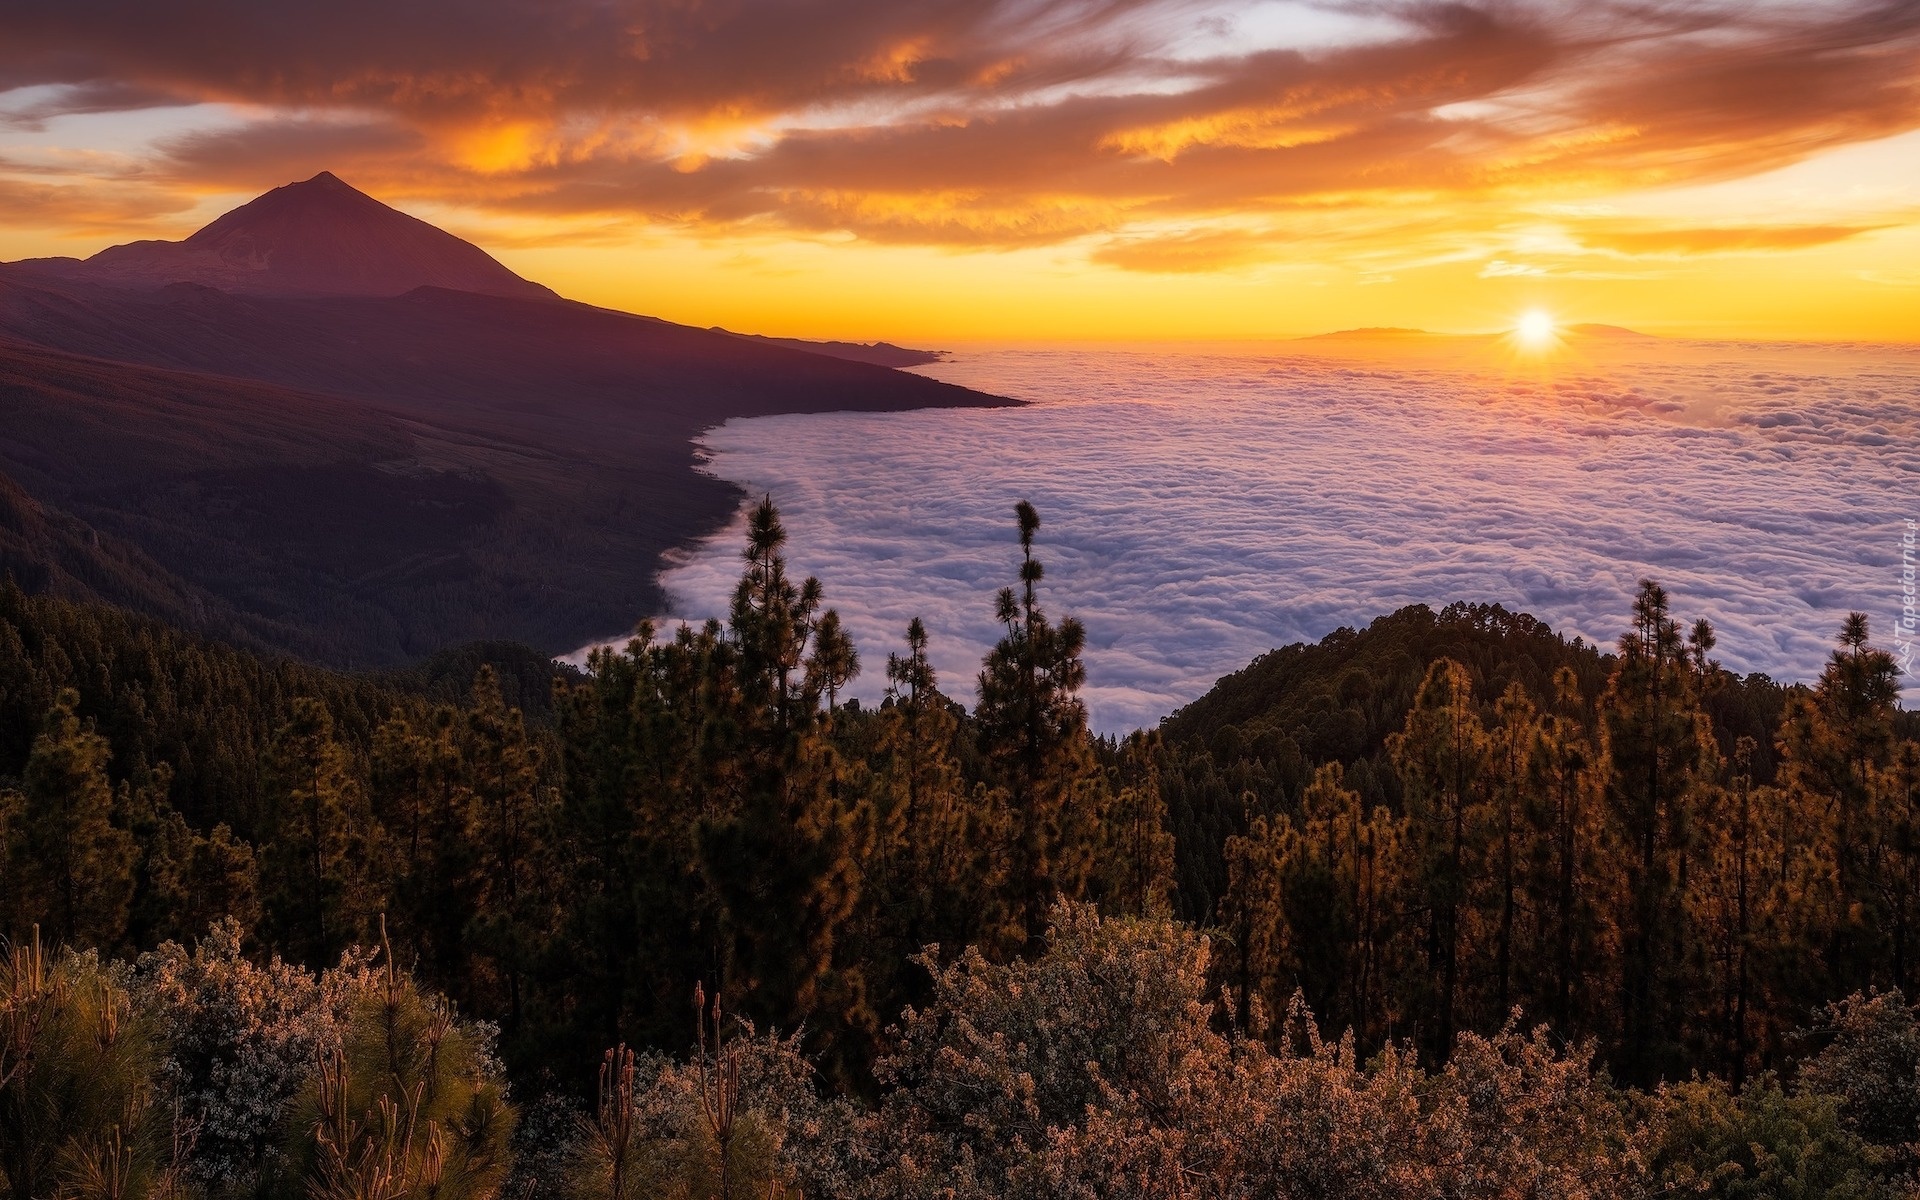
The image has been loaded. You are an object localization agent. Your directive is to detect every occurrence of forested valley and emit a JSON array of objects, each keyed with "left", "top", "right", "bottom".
[{"left": 1, "top": 498, "right": 1917, "bottom": 1199}]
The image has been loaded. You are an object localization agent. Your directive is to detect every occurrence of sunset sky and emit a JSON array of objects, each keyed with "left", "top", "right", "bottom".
[{"left": 2, "top": 0, "right": 1917, "bottom": 342}]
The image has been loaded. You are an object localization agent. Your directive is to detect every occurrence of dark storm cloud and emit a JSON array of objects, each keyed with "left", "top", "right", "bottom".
[
  {"left": 0, "top": 0, "right": 1186, "bottom": 120},
  {"left": 0, "top": 81, "right": 190, "bottom": 129},
  {"left": 157, "top": 118, "right": 428, "bottom": 186}
]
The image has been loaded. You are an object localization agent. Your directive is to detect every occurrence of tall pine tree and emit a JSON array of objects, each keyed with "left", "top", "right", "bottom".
[
  {"left": 10, "top": 690, "right": 136, "bottom": 948},
  {"left": 1388, "top": 657, "right": 1487, "bottom": 1061},
  {"left": 263, "top": 697, "right": 382, "bottom": 964},
  {"left": 974, "top": 501, "right": 1105, "bottom": 943},
  {"left": 1599, "top": 580, "right": 1720, "bottom": 1083},
  {"left": 1778, "top": 613, "right": 1902, "bottom": 992},
  {"left": 703, "top": 498, "right": 861, "bottom": 1030}
]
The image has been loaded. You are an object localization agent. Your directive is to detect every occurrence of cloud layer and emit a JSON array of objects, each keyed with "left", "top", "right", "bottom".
[{"left": 580, "top": 339, "right": 1920, "bottom": 732}]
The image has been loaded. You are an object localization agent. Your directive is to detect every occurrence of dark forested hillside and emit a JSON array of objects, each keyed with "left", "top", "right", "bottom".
[
  {"left": 0, "top": 466, "right": 244, "bottom": 644},
  {"left": 0, "top": 335, "right": 695, "bottom": 665},
  {"left": 2, "top": 581, "right": 416, "bottom": 837},
  {"left": 1155, "top": 602, "right": 1803, "bottom": 926},
  {"left": 1, "top": 505, "right": 1917, "bottom": 1198},
  {"left": 1164, "top": 602, "right": 1610, "bottom": 752}
]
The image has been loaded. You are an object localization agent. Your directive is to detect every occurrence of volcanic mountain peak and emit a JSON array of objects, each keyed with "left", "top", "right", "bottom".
[{"left": 19, "top": 171, "right": 555, "bottom": 301}]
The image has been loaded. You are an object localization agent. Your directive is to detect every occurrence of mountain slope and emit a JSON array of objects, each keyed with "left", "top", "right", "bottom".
[
  {"left": 11, "top": 172, "right": 554, "bottom": 300},
  {"left": 0, "top": 275, "right": 1001, "bottom": 447},
  {"left": 0, "top": 173, "right": 1015, "bottom": 667},
  {"left": 0, "top": 466, "right": 248, "bottom": 644},
  {"left": 0, "top": 334, "right": 745, "bottom": 666}
]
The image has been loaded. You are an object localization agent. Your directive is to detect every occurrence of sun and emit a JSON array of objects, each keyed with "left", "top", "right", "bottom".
[{"left": 1516, "top": 309, "right": 1557, "bottom": 349}]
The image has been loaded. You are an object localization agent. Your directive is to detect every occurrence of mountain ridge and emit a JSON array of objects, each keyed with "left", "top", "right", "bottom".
[
  {"left": 10, "top": 171, "right": 556, "bottom": 300},
  {"left": 0, "top": 174, "right": 1015, "bottom": 667},
  {"left": 714, "top": 329, "right": 948, "bottom": 367}
]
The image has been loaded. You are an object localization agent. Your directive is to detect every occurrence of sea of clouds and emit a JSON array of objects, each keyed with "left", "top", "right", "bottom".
[{"left": 573, "top": 340, "right": 1920, "bottom": 733}]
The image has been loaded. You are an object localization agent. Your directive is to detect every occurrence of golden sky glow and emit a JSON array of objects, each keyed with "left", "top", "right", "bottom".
[
  {"left": 2, "top": 0, "right": 1917, "bottom": 342},
  {"left": 1516, "top": 309, "right": 1555, "bottom": 348}
]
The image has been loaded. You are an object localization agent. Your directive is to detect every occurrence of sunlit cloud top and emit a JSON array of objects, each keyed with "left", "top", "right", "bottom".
[{"left": 3, "top": 0, "right": 1918, "bottom": 340}]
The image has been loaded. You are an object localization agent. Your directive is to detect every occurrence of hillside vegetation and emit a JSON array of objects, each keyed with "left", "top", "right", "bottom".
[{"left": 0, "top": 501, "right": 1916, "bottom": 1197}]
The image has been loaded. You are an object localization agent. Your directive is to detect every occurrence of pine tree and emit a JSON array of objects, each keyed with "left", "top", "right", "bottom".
[
  {"left": 730, "top": 496, "right": 822, "bottom": 729},
  {"left": 180, "top": 820, "right": 261, "bottom": 938},
  {"left": 1388, "top": 657, "right": 1488, "bottom": 1060},
  {"left": 1689, "top": 738, "right": 1761, "bottom": 1084},
  {"left": 1745, "top": 774, "right": 1833, "bottom": 1075},
  {"left": 263, "top": 698, "right": 381, "bottom": 964},
  {"left": 12, "top": 690, "right": 136, "bottom": 948},
  {"left": 286, "top": 923, "right": 515, "bottom": 1200},
  {"left": 370, "top": 712, "right": 442, "bottom": 913},
  {"left": 121, "top": 762, "right": 190, "bottom": 945},
  {"left": 0, "top": 931, "right": 180, "bottom": 1200},
  {"left": 859, "top": 620, "right": 990, "bottom": 999},
  {"left": 1099, "top": 731, "right": 1176, "bottom": 918},
  {"left": 1880, "top": 739, "right": 1920, "bottom": 993},
  {"left": 1522, "top": 667, "right": 1612, "bottom": 1038},
  {"left": 703, "top": 499, "right": 861, "bottom": 1029},
  {"left": 974, "top": 501, "right": 1105, "bottom": 941},
  {"left": 460, "top": 666, "right": 553, "bottom": 1038},
  {"left": 1220, "top": 805, "right": 1289, "bottom": 1034},
  {"left": 807, "top": 611, "right": 860, "bottom": 715},
  {"left": 1598, "top": 580, "right": 1720, "bottom": 1083},
  {"left": 1483, "top": 682, "right": 1536, "bottom": 1021},
  {"left": 552, "top": 621, "right": 713, "bottom": 1062},
  {"left": 1291, "top": 762, "right": 1405, "bottom": 1045},
  {"left": 120, "top": 761, "right": 259, "bottom": 945},
  {"left": 1217, "top": 762, "right": 1404, "bottom": 1046},
  {"left": 1778, "top": 613, "right": 1902, "bottom": 990},
  {"left": 373, "top": 711, "right": 452, "bottom": 975},
  {"left": 875, "top": 619, "right": 972, "bottom": 901}
]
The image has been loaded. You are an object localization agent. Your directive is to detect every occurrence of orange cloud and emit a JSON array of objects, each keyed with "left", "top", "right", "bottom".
[
  {"left": 1091, "top": 228, "right": 1276, "bottom": 272},
  {"left": 0, "top": 175, "right": 197, "bottom": 235},
  {"left": 1, "top": 0, "right": 1912, "bottom": 247},
  {"left": 1576, "top": 222, "right": 1896, "bottom": 257},
  {"left": 2, "top": 0, "right": 1919, "bottom": 339},
  {"left": 769, "top": 187, "right": 1122, "bottom": 246}
]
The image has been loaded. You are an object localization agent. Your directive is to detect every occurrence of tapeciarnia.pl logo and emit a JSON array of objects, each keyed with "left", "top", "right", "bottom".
[{"left": 1899, "top": 518, "right": 1917, "bottom": 685}]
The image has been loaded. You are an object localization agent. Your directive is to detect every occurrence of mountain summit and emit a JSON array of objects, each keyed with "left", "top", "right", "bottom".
[{"left": 18, "top": 171, "right": 555, "bottom": 300}]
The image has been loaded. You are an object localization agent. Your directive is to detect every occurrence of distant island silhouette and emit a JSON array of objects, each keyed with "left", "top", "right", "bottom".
[
  {"left": 1567, "top": 323, "right": 1659, "bottom": 339},
  {"left": 1304, "top": 322, "right": 1658, "bottom": 341},
  {"left": 1303, "top": 326, "right": 1447, "bottom": 340}
]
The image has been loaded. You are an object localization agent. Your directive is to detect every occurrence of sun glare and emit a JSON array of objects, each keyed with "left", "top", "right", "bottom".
[{"left": 1516, "top": 309, "right": 1556, "bottom": 348}]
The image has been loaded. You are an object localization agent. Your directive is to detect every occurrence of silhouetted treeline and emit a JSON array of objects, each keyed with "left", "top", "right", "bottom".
[{"left": 1, "top": 502, "right": 1917, "bottom": 1196}]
